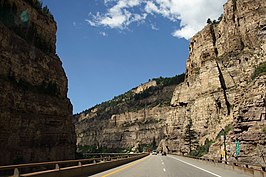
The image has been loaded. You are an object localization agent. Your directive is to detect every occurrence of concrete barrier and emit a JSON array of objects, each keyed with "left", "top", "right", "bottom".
[
  {"left": 13, "top": 153, "right": 148, "bottom": 177},
  {"left": 179, "top": 155, "right": 266, "bottom": 177}
]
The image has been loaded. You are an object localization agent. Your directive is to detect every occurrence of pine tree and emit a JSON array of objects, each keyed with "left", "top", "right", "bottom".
[
  {"left": 207, "top": 18, "right": 212, "bottom": 24},
  {"left": 152, "top": 137, "right": 156, "bottom": 150},
  {"left": 184, "top": 118, "right": 198, "bottom": 154}
]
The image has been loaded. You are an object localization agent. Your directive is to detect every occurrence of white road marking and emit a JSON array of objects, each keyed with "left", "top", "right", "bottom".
[
  {"left": 163, "top": 168, "right": 166, "bottom": 172},
  {"left": 162, "top": 162, "right": 164, "bottom": 165},
  {"left": 169, "top": 156, "right": 222, "bottom": 177}
]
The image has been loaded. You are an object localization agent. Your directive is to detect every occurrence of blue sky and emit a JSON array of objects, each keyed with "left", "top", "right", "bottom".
[{"left": 42, "top": 0, "right": 226, "bottom": 114}]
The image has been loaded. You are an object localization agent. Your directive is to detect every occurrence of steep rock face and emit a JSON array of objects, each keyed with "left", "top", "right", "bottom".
[
  {"left": 170, "top": 0, "right": 265, "bottom": 163},
  {"left": 232, "top": 75, "right": 265, "bottom": 164},
  {"left": 75, "top": 81, "right": 183, "bottom": 151},
  {"left": 75, "top": 0, "right": 265, "bottom": 163},
  {"left": 0, "top": 0, "right": 76, "bottom": 165},
  {"left": 77, "top": 106, "right": 174, "bottom": 150},
  {"left": 132, "top": 81, "right": 157, "bottom": 94}
]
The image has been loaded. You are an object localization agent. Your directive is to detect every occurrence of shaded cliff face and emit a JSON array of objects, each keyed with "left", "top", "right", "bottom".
[
  {"left": 170, "top": 0, "right": 265, "bottom": 163},
  {"left": 0, "top": 0, "right": 76, "bottom": 165}
]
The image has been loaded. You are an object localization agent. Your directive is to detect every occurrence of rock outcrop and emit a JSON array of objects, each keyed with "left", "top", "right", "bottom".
[
  {"left": 0, "top": 0, "right": 76, "bottom": 165},
  {"left": 75, "top": 0, "right": 265, "bottom": 164},
  {"left": 170, "top": 0, "right": 266, "bottom": 164},
  {"left": 75, "top": 75, "right": 185, "bottom": 152}
]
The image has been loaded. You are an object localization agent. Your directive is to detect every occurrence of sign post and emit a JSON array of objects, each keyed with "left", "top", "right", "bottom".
[{"left": 235, "top": 140, "right": 240, "bottom": 159}]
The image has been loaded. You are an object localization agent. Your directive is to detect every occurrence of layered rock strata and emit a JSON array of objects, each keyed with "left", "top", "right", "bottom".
[
  {"left": 75, "top": 0, "right": 265, "bottom": 164},
  {"left": 75, "top": 83, "right": 179, "bottom": 151},
  {"left": 0, "top": 0, "right": 76, "bottom": 165},
  {"left": 170, "top": 0, "right": 266, "bottom": 163}
]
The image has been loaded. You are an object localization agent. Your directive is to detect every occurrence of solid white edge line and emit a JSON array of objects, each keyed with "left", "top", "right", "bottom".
[{"left": 168, "top": 155, "right": 222, "bottom": 177}]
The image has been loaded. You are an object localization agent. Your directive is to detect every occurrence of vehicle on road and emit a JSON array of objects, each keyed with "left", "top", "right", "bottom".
[
  {"left": 161, "top": 151, "right": 167, "bottom": 156},
  {"left": 152, "top": 151, "right": 157, "bottom": 155}
]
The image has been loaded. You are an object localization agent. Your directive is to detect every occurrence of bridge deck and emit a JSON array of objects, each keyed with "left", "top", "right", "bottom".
[{"left": 90, "top": 154, "right": 252, "bottom": 177}]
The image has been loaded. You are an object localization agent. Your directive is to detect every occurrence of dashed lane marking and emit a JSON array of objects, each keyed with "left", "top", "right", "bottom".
[{"left": 169, "top": 156, "right": 222, "bottom": 177}]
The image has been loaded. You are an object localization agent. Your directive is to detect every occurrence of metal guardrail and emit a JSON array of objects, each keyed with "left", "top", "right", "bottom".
[
  {"left": 191, "top": 156, "right": 266, "bottom": 172},
  {"left": 0, "top": 153, "right": 148, "bottom": 177},
  {"left": 81, "top": 153, "right": 139, "bottom": 158},
  {"left": 183, "top": 155, "right": 266, "bottom": 177}
]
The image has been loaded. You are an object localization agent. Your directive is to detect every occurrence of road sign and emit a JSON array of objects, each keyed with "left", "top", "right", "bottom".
[{"left": 236, "top": 140, "right": 240, "bottom": 156}]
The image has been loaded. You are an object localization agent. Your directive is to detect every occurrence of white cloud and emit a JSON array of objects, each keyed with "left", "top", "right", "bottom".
[
  {"left": 85, "top": 19, "right": 96, "bottom": 26},
  {"left": 86, "top": 0, "right": 227, "bottom": 39},
  {"left": 172, "top": 26, "right": 197, "bottom": 39},
  {"left": 145, "top": 1, "right": 159, "bottom": 14},
  {"left": 99, "top": 31, "right": 108, "bottom": 36},
  {"left": 86, "top": 0, "right": 146, "bottom": 29},
  {"left": 151, "top": 24, "right": 159, "bottom": 31}
]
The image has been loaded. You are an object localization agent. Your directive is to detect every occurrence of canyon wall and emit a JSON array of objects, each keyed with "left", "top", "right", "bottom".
[
  {"left": 170, "top": 0, "right": 266, "bottom": 163},
  {"left": 75, "top": 81, "right": 181, "bottom": 152},
  {"left": 0, "top": 0, "right": 76, "bottom": 165},
  {"left": 75, "top": 0, "right": 265, "bottom": 164}
]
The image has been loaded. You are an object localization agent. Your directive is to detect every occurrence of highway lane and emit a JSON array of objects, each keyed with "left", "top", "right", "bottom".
[{"left": 90, "top": 154, "right": 251, "bottom": 177}]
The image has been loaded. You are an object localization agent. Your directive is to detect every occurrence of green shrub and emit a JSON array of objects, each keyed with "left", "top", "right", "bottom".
[
  {"left": 215, "top": 124, "right": 232, "bottom": 140},
  {"left": 184, "top": 119, "right": 199, "bottom": 154},
  {"left": 152, "top": 73, "right": 185, "bottom": 87},
  {"left": 189, "top": 138, "right": 214, "bottom": 157},
  {"left": 138, "top": 143, "right": 156, "bottom": 152},
  {"left": 206, "top": 14, "right": 223, "bottom": 25},
  {"left": 134, "top": 86, "right": 159, "bottom": 100},
  {"left": 24, "top": 0, "right": 54, "bottom": 20},
  {"left": 262, "top": 127, "right": 266, "bottom": 133},
  {"left": 252, "top": 62, "right": 266, "bottom": 80}
]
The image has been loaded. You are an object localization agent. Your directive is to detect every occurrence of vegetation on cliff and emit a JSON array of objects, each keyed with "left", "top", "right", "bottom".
[
  {"left": 206, "top": 14, "right": 223, "bottom": 26},
  {"left": 0, "top": 0, "right": 53, "bottom": 54},
  {"left": 252, "top": 62, "right": 266, "bottom": 80},
  {"left": 190, "top": 139, "right": 214, "bottom": 157},
  {"left": 262, "top": 127, "right": 266, "bottom": 133},
  {"left": 184, "top": 119, "right": 199, "bottom": 154},
  {"left": 76, "top": 73, "right": 185, "bottom": 118},
  {"left": 151, "top": 74, "right": 185, "bottom": 87},
  {"left": 24, "top": 0, "right": 54, "bottom": 20}
]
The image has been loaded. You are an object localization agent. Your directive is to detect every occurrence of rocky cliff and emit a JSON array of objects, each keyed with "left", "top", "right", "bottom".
[
  {"left": 75, "top": 0, "right": 265, "bottom": 164},
  {"left": 170, "top": 0, "right": 266, "bottom": 164},
  {"left": 75, "top": 75, "right": 185, "bottom": 152},
  {"left": 0, "top": 0, "right": 76, "bottom": 165}
]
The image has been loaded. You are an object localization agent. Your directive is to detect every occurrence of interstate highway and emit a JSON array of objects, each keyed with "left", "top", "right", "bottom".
[{"left": 89, "top": 154, "right": 250, "bottom": 177}]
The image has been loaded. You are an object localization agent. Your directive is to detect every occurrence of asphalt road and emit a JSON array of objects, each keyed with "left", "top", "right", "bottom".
[{"left": 90, "top": 154, "right": 251, "bottom": 177}]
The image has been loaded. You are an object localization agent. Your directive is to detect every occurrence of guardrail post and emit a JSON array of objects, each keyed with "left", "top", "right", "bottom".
[
  {"left": 13, "top": 168, "right": 20, "bottom": 177},
  {"left": 55, "top": 164, "right": 60, "bottom": 171},
  {"left": 78, "top": 162, "right": 82, "bottom": 167}
]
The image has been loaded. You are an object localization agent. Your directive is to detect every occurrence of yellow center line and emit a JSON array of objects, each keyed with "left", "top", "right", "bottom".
[{"left": 101, "top": 155, "right": 150, "bottom": 177}]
